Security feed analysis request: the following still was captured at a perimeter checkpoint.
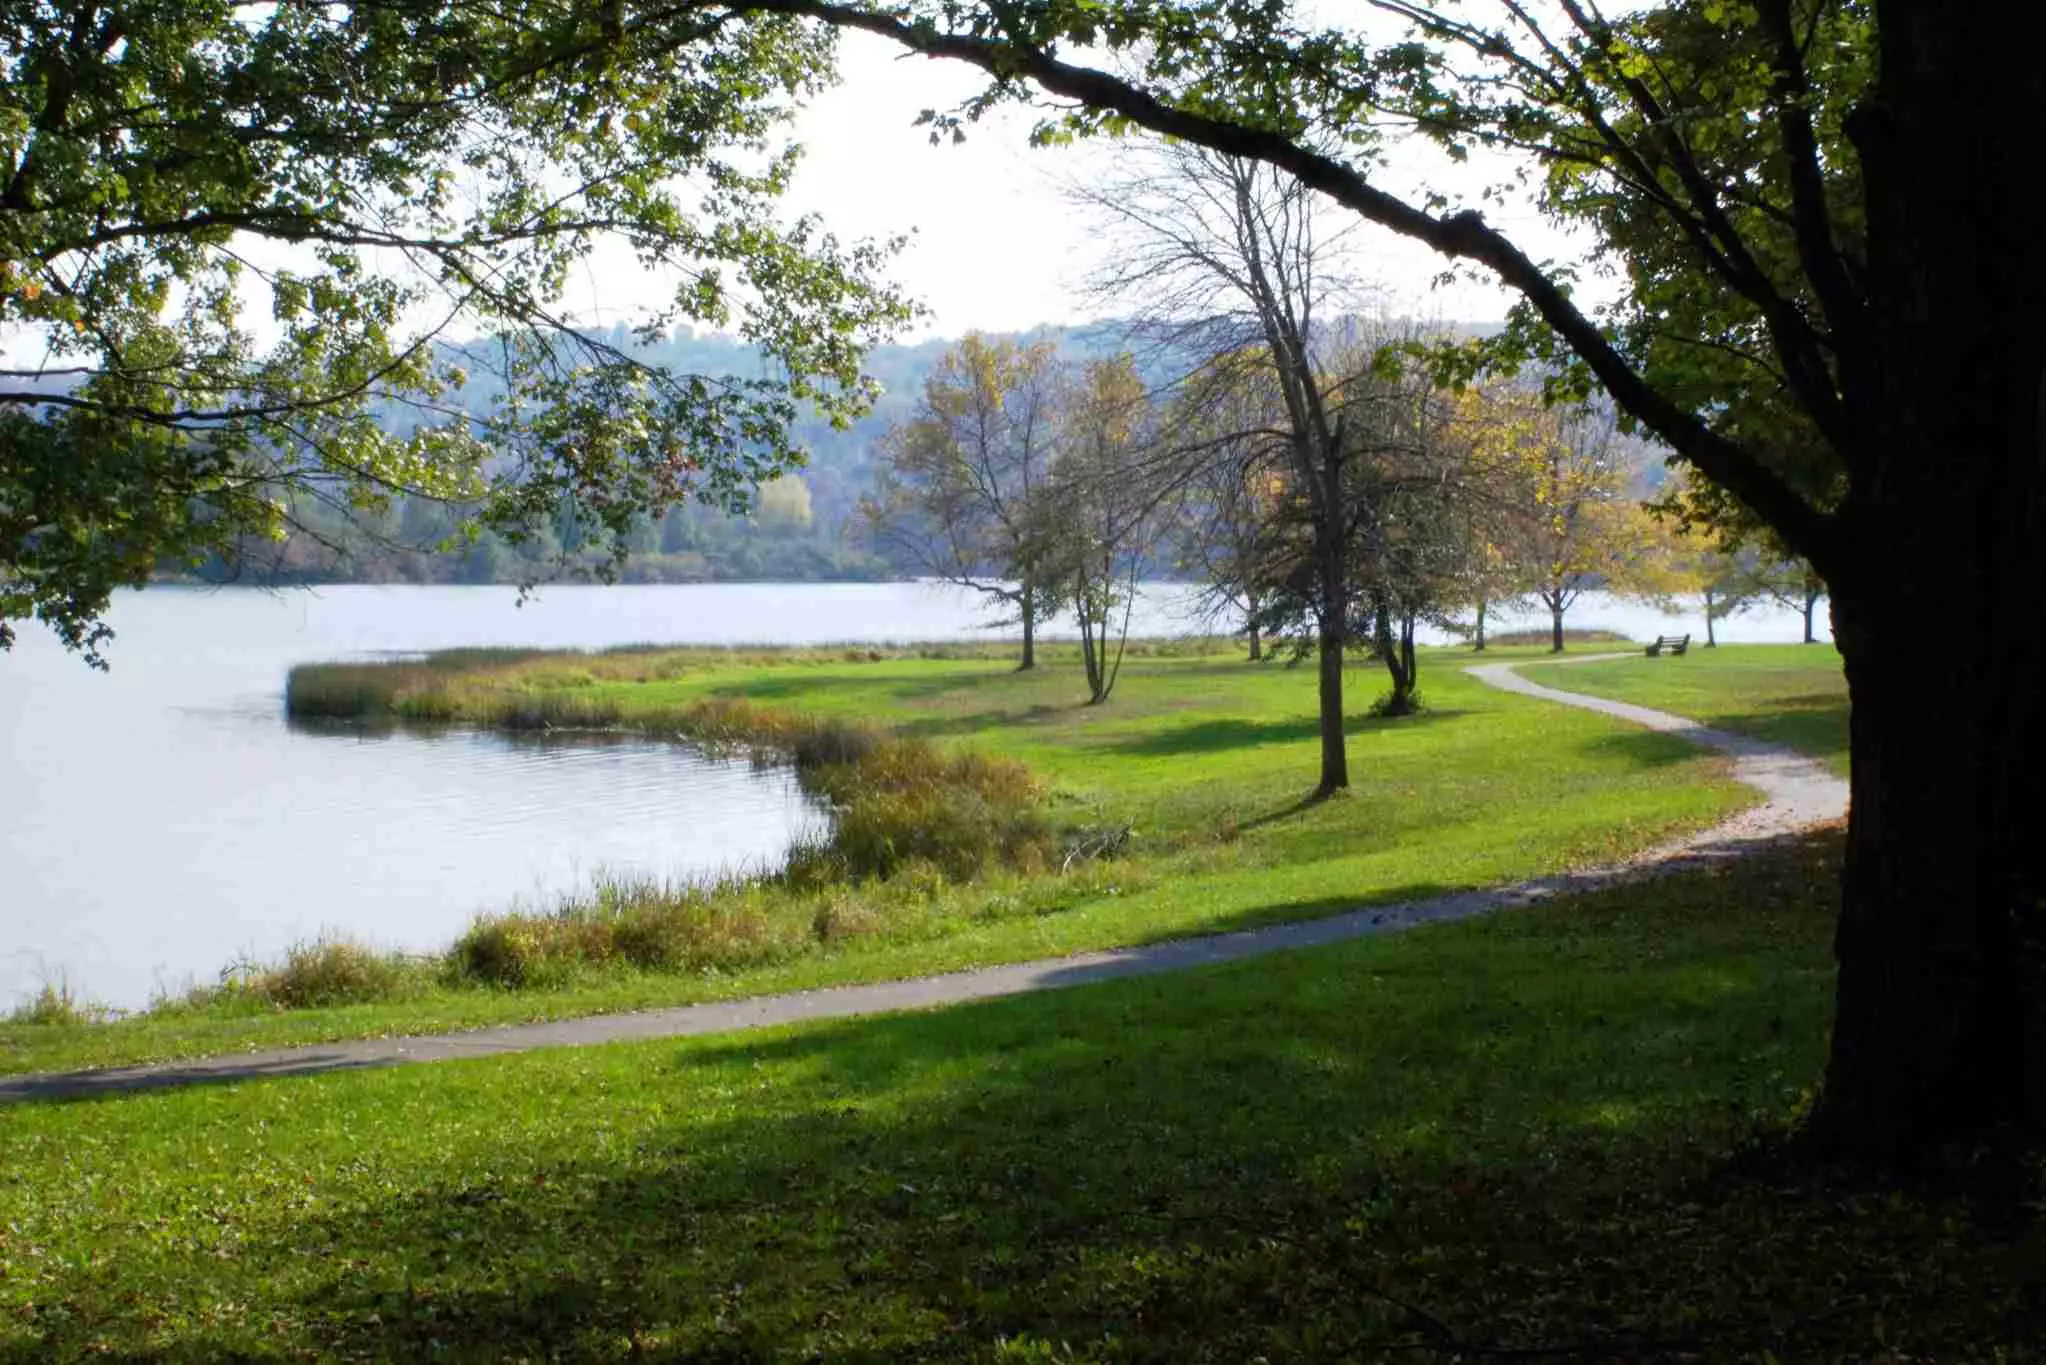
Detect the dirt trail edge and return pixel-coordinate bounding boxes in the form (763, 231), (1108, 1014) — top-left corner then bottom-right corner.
(2, 655), (1848, 1103)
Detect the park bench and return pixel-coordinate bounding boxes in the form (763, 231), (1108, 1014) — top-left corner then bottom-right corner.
(1645, 634), (1691, 657)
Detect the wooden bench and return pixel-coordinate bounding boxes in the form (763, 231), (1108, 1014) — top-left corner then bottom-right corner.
(1645, 634), (1690, 657)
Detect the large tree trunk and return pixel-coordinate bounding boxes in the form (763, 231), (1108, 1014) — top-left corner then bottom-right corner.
(1802, 588), (1820, 645)
(1314, 524), (1348, 796)
(1704, 589), (1718, 647)
(1818, 578), (2046, 1158)
(1811, 16), (2046, 1161)
(1549, 597), (1565, 653)
(1473, 596), (1488, 652)
(1019, 586), (1037, 671)
(1246, 591), (1264, 661)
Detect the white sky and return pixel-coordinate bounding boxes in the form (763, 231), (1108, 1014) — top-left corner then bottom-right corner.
(570, 31), (1607, 343)
(4, 25), (1608, 369)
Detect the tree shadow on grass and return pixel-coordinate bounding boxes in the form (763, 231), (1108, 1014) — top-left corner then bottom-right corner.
(0, 1050), (403, 1105)
(228, 947), (2014, 1355)
(10, 835), (2014, 1363)
(1107, 709), (1470, 759)
(701, 669), (1014, 709)
(892, 702), (1084, 741)
(1700, 705), (1850, 770)
(1576, 728), (1721, 770)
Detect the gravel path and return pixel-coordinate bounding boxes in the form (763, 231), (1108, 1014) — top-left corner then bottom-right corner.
(1, 655), (1849, 1104)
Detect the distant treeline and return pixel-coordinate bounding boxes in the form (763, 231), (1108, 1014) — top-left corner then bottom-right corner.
(184, 473), (894, 587)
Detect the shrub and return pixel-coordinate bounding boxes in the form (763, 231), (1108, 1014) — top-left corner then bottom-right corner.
(1366, 689), (1425, 719)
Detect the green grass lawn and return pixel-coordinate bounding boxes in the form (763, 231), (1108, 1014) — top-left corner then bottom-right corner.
(6, 830), (2037, 1362)
(1519, 643), (1850, 774)
(2, 644), (1752, 1078)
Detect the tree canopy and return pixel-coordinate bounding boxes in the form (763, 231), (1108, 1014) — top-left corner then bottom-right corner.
(1, 0), (908, 660)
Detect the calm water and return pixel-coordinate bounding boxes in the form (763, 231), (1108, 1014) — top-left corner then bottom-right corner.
(0, 581), (1827, 1010)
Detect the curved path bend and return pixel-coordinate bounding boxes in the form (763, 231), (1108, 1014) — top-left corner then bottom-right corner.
(1, 655), (1848, 1104)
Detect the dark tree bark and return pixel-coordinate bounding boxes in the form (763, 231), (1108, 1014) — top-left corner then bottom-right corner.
(1548, 597), (1566, 653)
(1802, 587), (1820, 644)
(1473, 596), (1488, 652)
(1403, 612), (1417, 694)
(1809, 13), (2046, 1158)
(1019, 586), (1037, 671)
(1077, 603), (1102, 700)
(1371, 597), (1421, 716)
(1705, 588), (1719, 647)
(1314, 519), (1349, 795)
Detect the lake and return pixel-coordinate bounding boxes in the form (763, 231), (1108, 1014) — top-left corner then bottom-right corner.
(0, 582), (1829, 1010)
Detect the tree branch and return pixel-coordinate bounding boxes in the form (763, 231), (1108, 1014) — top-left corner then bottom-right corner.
(1759, 0), (1868, 398)
(712, 0), (1843, 581)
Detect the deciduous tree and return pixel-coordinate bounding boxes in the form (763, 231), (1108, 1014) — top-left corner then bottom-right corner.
(1047, 354), (1158, 704)
(1073, 142), (1388, 794)
(862, 334), (1063, 668)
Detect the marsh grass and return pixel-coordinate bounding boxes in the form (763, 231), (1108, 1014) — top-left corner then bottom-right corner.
(159, 939), (436, 1014)
(444, 857), (1140, 991)
(289, 662), (1058, 888)
(236, 937), (428, 1010)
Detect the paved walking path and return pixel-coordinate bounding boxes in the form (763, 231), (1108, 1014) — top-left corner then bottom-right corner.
(1, 655), (1849, 1104)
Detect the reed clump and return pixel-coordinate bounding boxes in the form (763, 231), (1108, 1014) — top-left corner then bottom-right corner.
(244, 938), (426, 1009)
(442, 855), (1136, 991)
(449, 871), (823, 989)
(167, 938), (432, 1013)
